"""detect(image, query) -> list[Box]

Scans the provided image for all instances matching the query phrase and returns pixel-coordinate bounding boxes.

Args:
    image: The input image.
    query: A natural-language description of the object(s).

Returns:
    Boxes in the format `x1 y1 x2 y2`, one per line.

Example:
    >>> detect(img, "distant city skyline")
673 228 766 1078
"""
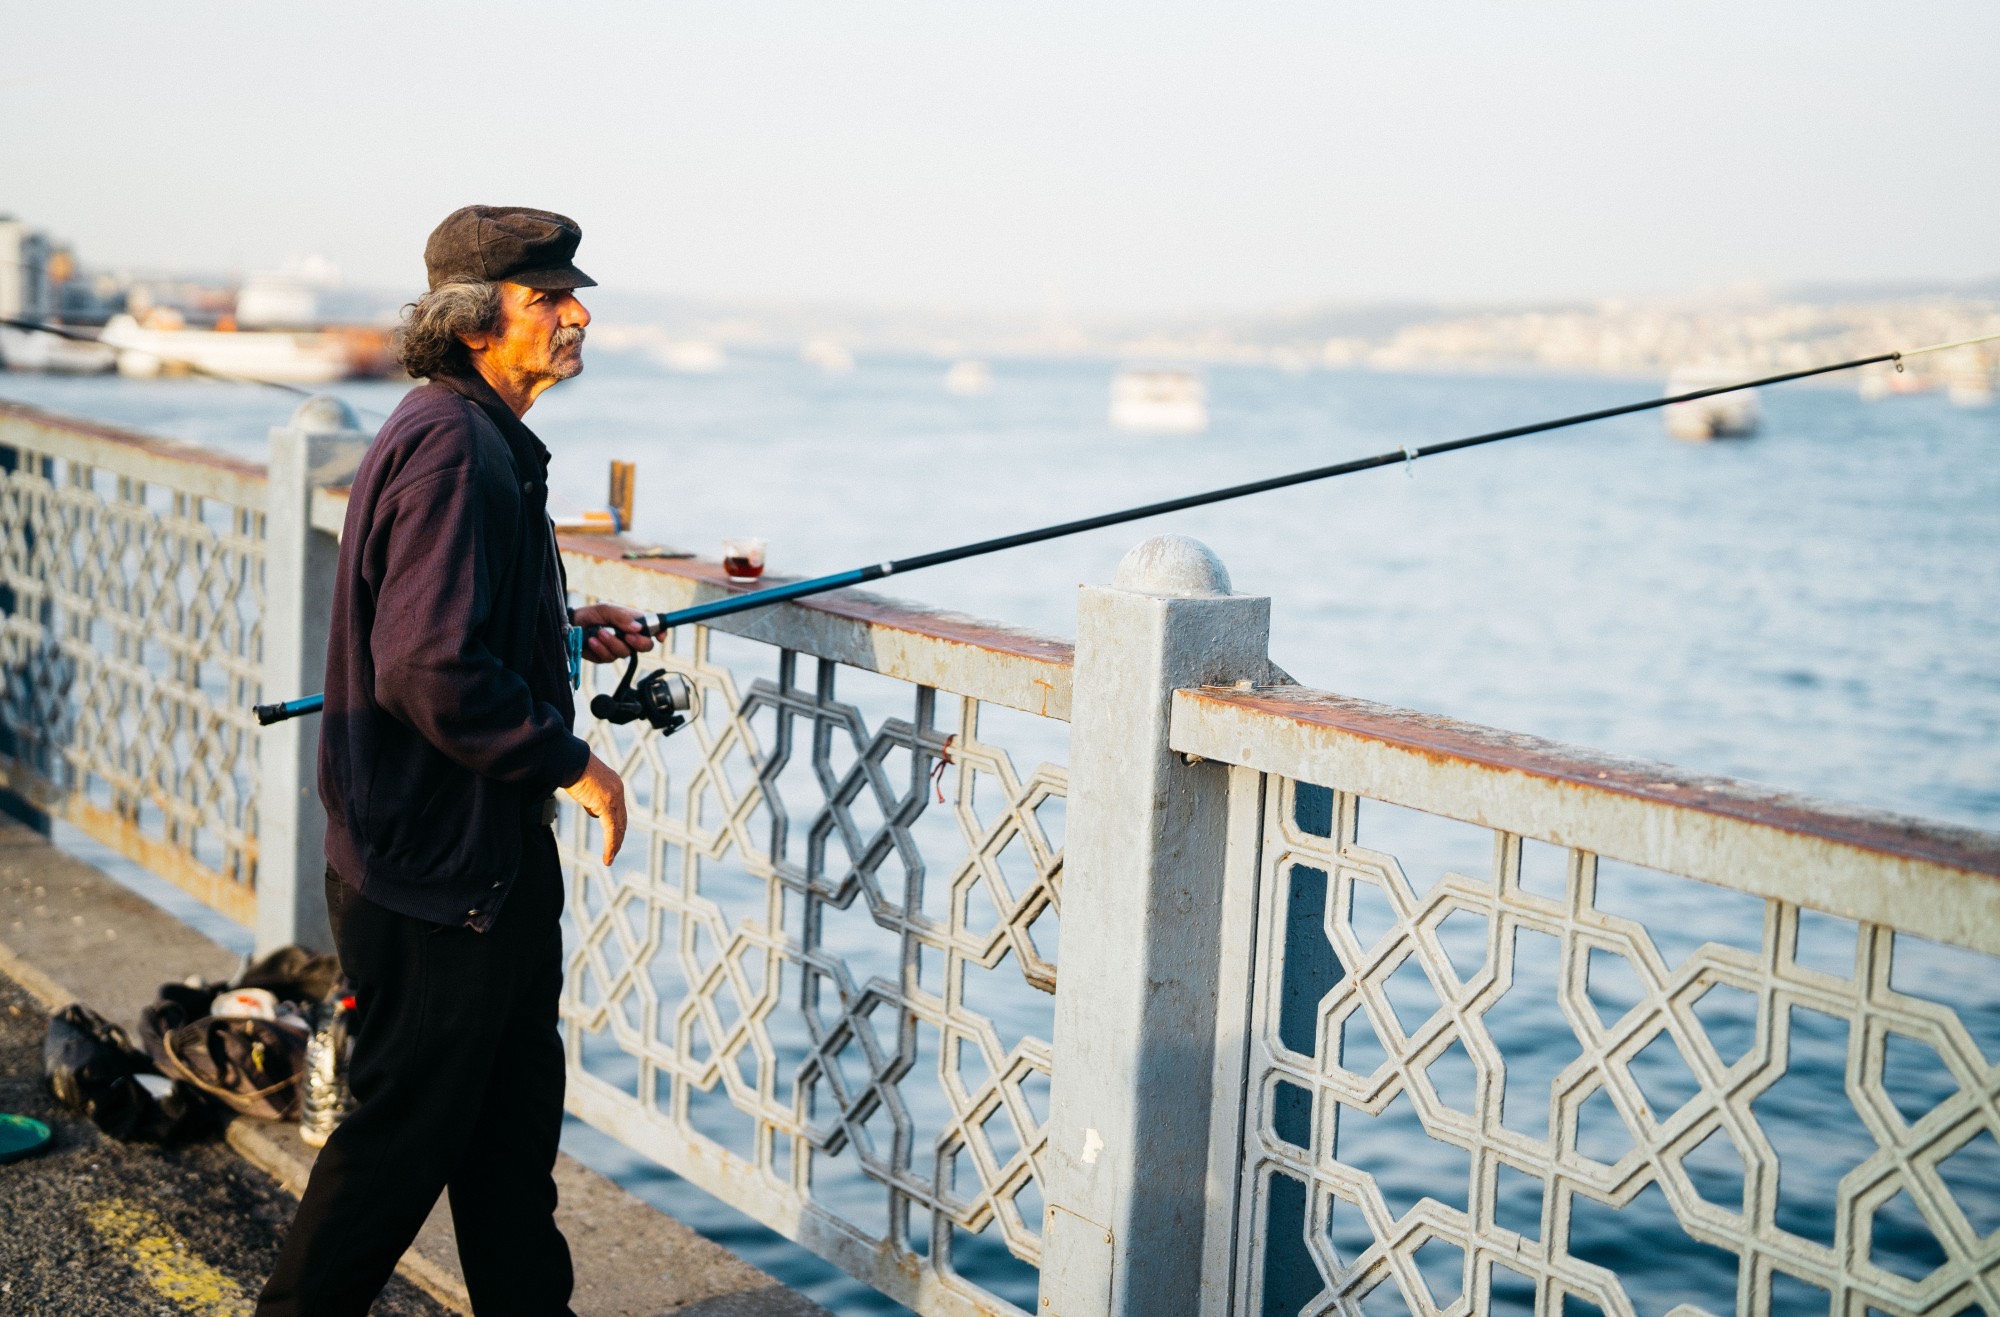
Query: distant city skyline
5 1 1997 315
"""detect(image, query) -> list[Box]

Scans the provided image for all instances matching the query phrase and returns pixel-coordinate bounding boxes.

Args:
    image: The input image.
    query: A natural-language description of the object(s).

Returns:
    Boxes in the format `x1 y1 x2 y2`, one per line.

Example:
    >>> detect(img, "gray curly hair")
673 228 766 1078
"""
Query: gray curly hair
394 280 501 379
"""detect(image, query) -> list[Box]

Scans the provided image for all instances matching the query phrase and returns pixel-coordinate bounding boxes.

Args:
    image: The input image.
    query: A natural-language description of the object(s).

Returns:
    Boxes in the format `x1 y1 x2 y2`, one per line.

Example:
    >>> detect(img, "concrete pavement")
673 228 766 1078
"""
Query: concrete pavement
0 814 827 1317
0 967 452 1317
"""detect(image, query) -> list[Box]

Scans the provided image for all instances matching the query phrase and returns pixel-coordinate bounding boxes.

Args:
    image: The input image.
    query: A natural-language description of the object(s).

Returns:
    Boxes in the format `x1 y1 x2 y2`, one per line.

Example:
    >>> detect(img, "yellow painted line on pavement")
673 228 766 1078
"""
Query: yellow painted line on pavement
85 1197 254 1317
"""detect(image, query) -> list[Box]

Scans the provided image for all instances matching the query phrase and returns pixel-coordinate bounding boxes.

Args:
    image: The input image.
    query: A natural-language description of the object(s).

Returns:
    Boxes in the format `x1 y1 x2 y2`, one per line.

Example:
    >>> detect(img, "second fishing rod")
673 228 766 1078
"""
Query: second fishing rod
251 332 1994 728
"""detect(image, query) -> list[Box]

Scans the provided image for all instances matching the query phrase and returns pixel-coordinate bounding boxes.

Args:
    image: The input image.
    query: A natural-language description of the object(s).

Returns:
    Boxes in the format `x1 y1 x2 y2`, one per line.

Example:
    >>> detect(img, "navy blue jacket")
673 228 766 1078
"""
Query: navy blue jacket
319 372 588 927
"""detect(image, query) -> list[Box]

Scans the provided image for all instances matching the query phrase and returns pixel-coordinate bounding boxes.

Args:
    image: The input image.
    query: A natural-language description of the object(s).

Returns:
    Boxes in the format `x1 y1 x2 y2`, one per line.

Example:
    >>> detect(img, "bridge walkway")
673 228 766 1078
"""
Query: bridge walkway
0 814 826 1317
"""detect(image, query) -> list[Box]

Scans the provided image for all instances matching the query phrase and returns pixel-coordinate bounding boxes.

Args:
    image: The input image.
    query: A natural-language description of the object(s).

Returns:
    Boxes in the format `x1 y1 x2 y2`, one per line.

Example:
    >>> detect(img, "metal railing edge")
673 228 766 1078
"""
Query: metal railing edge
1169 684 2000 957
0 400 270 507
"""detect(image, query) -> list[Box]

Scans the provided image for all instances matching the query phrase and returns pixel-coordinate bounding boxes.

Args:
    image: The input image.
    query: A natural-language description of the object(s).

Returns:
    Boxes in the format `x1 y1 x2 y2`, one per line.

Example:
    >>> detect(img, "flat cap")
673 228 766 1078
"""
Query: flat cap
424 205 596 292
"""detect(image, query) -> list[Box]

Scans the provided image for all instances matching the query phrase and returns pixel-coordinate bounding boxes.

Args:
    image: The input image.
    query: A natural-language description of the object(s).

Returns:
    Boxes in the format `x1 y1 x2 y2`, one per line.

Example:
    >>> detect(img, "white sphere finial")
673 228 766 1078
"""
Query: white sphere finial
1112 534 1232 597
288 393 361 434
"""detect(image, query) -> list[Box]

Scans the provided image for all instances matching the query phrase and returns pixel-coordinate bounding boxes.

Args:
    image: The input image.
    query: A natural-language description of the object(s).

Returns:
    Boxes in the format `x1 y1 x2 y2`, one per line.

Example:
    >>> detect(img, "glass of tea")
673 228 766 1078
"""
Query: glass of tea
722 537 767 583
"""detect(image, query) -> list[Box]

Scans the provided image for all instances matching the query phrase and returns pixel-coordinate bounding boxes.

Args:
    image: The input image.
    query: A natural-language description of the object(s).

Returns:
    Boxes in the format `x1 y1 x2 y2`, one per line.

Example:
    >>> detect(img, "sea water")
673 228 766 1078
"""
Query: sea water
6 353 1996 1314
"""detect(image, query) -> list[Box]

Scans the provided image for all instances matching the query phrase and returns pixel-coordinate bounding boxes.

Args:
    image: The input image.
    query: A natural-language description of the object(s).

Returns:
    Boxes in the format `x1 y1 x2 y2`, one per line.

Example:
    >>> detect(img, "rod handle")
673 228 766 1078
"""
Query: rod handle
255 694 325 725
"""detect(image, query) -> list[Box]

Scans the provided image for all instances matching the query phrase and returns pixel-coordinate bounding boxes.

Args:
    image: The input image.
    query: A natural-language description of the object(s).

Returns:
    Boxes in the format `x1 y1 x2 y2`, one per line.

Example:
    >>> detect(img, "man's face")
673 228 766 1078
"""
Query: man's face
488 281 590 385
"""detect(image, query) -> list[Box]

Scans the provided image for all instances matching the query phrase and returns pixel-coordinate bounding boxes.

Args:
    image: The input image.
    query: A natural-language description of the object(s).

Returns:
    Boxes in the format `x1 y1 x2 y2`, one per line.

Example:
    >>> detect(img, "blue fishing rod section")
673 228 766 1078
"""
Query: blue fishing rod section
252 336 2000 729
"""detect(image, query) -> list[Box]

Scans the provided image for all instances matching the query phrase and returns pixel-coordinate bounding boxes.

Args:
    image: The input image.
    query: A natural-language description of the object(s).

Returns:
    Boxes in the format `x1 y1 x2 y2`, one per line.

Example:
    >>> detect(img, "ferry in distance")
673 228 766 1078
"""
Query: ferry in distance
802 338 854 376
1945 354 1994 408
1662 366 1759 442
1858 364 1936 401
1109 368 1208 434
944 360 993 396
85 269 396 384
99 310 389 385
656 340 726 373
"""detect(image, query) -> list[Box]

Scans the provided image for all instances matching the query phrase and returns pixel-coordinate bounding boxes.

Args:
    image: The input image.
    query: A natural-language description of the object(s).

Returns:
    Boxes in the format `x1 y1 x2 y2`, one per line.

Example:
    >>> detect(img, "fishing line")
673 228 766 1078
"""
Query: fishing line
1 317 391 422
232 329 1999 727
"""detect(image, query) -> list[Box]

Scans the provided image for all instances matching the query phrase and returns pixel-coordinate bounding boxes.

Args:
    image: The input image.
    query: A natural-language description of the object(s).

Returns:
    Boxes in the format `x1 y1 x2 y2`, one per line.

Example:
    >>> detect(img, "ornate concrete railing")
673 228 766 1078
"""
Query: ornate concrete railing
0 396 365 950
0 400 269 923
1172 686 2000 1317
5 395 1997 1317
548 541 1073 1317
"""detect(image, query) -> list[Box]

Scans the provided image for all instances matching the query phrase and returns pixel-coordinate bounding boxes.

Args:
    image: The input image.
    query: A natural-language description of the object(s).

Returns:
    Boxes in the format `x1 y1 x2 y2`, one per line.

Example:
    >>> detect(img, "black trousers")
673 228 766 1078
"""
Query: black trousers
256 831 575 1317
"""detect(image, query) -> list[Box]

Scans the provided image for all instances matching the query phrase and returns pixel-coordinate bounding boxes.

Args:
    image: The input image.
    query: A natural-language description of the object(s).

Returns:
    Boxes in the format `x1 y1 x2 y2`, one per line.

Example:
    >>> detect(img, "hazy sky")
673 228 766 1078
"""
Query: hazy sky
7 1 1996 314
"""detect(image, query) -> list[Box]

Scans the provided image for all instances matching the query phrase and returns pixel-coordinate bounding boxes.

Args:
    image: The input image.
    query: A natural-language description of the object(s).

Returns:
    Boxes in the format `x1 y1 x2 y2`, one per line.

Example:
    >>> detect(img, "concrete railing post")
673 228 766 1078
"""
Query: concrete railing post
1040 534 1272 1316
257 395 368 954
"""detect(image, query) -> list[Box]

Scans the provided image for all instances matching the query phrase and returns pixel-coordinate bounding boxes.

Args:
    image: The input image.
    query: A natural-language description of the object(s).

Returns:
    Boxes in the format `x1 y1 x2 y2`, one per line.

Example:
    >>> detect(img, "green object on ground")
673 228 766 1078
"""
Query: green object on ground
0 1112 52 1163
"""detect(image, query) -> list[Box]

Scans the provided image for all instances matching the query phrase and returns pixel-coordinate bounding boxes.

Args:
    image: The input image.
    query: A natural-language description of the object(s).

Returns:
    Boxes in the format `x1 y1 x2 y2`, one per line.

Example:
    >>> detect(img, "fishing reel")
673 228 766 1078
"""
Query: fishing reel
590 653 697 737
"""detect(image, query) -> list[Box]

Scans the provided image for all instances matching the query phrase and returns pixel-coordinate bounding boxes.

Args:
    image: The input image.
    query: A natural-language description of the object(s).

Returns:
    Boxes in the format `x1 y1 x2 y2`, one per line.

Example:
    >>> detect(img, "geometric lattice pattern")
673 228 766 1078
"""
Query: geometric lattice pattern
0 441 263 920
1233 778 2000 1317
558 623 1064 1317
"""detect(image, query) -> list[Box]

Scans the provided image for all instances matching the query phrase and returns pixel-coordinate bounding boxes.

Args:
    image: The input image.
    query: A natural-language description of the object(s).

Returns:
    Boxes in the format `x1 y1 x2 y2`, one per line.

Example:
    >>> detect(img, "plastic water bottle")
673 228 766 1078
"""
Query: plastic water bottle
299 992 355 1149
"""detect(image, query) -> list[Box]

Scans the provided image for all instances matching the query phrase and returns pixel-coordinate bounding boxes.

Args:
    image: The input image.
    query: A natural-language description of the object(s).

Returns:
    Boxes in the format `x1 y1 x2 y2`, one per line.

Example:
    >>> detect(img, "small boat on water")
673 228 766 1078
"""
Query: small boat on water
1663 367 1759 442
1109 368 1208 434
1859 364 1938 401
656 340 725 373
1948 376 1995 408
801 338 854 376
1945 354 1994 408
944 360 992 396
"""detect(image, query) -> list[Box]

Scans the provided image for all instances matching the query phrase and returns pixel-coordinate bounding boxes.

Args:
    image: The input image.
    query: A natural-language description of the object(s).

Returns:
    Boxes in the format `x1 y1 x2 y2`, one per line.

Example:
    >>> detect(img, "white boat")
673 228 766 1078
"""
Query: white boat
1948 376 1994 409
100 313 354 385
656 340 726 373
1858 364 1933 400
1945 355 1994 408
944 360 992 396
801 338 854 376
0 323 116 374
1663 367 1759 442
234 273 321 329
1109 368 1208 434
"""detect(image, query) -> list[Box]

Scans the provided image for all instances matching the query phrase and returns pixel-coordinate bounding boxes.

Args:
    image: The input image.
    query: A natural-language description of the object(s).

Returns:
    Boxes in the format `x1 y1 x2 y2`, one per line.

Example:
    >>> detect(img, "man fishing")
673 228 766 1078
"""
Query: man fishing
256 205 651 1317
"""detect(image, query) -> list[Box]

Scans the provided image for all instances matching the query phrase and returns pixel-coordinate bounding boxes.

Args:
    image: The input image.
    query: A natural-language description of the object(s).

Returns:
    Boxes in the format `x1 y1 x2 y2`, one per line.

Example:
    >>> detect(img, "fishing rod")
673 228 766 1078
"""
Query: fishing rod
251 331 2000 728
1 317 389 420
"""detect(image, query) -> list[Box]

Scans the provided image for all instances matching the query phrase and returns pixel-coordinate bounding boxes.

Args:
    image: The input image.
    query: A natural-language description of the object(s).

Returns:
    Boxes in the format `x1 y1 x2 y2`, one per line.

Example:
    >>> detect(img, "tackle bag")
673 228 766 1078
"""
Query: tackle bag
141 995 308 1122
137 945 335 1122
43 1003 214 1144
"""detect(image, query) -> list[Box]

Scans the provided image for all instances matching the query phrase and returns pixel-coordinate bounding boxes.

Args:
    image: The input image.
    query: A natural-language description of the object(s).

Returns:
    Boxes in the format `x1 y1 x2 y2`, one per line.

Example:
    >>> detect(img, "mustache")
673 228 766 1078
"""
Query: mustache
551 325 586 350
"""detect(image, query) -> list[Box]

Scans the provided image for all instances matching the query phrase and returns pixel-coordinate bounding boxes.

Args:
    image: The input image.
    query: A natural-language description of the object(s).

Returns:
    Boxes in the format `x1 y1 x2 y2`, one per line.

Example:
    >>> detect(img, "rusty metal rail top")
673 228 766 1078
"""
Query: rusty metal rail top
0 397 269 486
1172 682 2000 955
1175 683 2000 877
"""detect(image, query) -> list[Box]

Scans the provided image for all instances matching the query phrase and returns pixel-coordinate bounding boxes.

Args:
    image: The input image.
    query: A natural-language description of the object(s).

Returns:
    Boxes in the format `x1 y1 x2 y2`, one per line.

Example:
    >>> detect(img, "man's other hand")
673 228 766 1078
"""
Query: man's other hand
562 751 628 865
573 603 656 663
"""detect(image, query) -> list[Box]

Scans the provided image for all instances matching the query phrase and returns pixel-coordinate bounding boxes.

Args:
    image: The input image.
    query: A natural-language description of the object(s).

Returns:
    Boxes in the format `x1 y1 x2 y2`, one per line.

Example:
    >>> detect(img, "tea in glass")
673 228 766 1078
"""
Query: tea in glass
722 537 767 583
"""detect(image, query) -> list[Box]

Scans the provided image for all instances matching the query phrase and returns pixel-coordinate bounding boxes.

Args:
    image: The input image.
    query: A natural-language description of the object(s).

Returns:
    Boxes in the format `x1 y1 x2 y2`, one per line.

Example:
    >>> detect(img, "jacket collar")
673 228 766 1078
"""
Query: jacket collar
431 369 552 478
